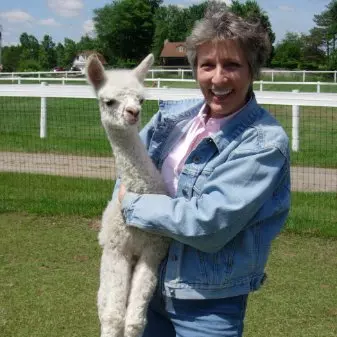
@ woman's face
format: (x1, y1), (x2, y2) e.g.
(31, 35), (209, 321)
(196, 39), (252, 118)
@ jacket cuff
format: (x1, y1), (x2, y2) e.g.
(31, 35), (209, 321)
(121, 192), (141, 224)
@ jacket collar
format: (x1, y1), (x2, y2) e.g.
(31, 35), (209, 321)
(159, 94), (263, 153)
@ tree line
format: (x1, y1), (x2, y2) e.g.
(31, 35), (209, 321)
(1, 0), (336, 72)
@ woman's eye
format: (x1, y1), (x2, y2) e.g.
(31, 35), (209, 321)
(105, 99), (116, 106)
(225, 62), (241, 68)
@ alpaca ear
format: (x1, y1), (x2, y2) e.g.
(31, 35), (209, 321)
(86, 55), (106, 91)
(133, 53), (154, 83)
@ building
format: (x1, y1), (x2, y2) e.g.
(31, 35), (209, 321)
(160, 40), (189, 67)
(72, 51), (107, 72)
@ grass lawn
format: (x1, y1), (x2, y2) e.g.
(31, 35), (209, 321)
(0, 212), (336, 337)
(0, 171), (336, 336)
(1, 172), (336, 236)
(1, 97), (336, 168)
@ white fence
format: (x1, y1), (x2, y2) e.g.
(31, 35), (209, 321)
(1, 69), (337, 82)
(0, 84), (337, 153)
(1, 76), (337, 93)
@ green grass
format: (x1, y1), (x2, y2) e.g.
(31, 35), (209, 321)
(145, 80), (337, 92)
(287, 192), (337, 237)
(0, 170), (336, 336)
(1, 97), (336, 167)
(1, 172), (336, 237)
(0, 212), (101, 337)
(0, 212), (336, 337)
(245, 233), (337, 337)
(0, 97), (159, 156)
(0, 173), (114, 217)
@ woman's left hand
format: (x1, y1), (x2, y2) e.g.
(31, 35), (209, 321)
(118, 183), (127, 203)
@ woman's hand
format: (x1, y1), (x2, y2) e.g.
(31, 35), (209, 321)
(118, 183), (127, 203)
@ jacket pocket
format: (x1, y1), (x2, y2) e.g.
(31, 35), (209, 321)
(197, 242), (235, 285)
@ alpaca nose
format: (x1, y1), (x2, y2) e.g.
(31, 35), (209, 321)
(126, 107), (140, 118)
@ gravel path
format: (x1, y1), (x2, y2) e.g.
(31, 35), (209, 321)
(1, 151), (336, 192)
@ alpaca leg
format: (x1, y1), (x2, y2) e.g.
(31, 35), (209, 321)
(98, 246), (132, 337)
(124, 250), (165, 337)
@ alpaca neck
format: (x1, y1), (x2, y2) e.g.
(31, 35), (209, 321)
(105, 126), (157, 193)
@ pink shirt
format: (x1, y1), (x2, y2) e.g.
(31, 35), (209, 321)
(161, 104), (237, 196)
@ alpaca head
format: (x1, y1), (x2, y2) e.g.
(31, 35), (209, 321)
(86, 54), (154, 129)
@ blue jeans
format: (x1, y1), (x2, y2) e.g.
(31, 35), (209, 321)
(142, 285), (248, 337)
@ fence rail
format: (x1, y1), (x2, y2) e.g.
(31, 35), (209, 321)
(1, 84), (336, 227)
(1, 77), (337, 93)
(1, 84), (337, 154)
(1, 69), (337, 82)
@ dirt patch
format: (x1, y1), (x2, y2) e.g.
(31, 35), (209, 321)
(1, 151), (336, 192)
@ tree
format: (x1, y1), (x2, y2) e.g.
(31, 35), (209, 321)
(271, 33), (304, 69)
(152, 3), (207, 61)
(63, 38), (78, 68)
(313, 0), (337, 61)
(55, 43), (65, 68)
(1, 45), (22, 71)
(230, 0), (275, 61)
(19, 33), (40, 61)
(93, 0), (158, 66)
(39, 35), (57, 70)
(300, 29), (326, 69)
(77, 35), (98, 52)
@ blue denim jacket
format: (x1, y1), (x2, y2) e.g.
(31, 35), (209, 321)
(119, 95), (291, 299)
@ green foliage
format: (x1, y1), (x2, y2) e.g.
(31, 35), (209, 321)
(2, 0), (337, 71)
(17, 58), (42, 72)
(1, 45), (21, 72)
(231, 0), (275, 45)
(272, 33), (303, 69)
(39, 35), (57, 70)
(63, 38), (78, 68)
(327, 49), (337, 69)
(55, 43), (65, 68)
(93, 0), (156, 64)
(152, 2), (207, 61)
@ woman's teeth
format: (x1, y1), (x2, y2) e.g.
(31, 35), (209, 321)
(212, 89), (232, 96)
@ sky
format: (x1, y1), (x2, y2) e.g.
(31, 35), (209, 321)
(0, 0), (332, 47)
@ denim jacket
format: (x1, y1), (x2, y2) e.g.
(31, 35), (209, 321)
(119, 95), (291, 299)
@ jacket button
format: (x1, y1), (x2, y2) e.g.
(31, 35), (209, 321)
(193, 156), (200, 164)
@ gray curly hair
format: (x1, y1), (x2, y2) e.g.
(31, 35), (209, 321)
(185, 1), (271, 80)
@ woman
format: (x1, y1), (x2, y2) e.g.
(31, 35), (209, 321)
(117, 2), (291, 336)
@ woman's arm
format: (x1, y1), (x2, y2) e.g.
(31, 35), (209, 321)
(121, 146), (289, 253)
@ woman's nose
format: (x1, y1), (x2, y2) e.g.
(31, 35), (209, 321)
(211, 66), (227, 85)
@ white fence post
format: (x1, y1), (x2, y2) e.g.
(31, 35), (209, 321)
(334, 71), (336, 83)
(292, 89), (300, 152)
(271, 71), (274, 82)
(157, 78), (161, 88)
(303, 70), (306, 82)
(40, 82), (48, 138)
(259, 80), (263, 91)
(317, 81), (320, 93)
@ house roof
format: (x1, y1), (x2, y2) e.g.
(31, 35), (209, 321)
(160, 42), (187, 58)
(77, 50), (107, 64)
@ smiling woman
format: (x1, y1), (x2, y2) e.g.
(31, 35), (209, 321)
(114, 2), (291, 337)
(196, 39), (252, 118)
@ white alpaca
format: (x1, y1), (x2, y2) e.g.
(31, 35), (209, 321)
(86, 54), (170, 337)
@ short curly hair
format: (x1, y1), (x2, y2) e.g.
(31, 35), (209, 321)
(185, 1), (271, 80)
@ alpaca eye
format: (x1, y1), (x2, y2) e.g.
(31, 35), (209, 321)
(139, 98), (144, 104)
(105, 99), (116, 107)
